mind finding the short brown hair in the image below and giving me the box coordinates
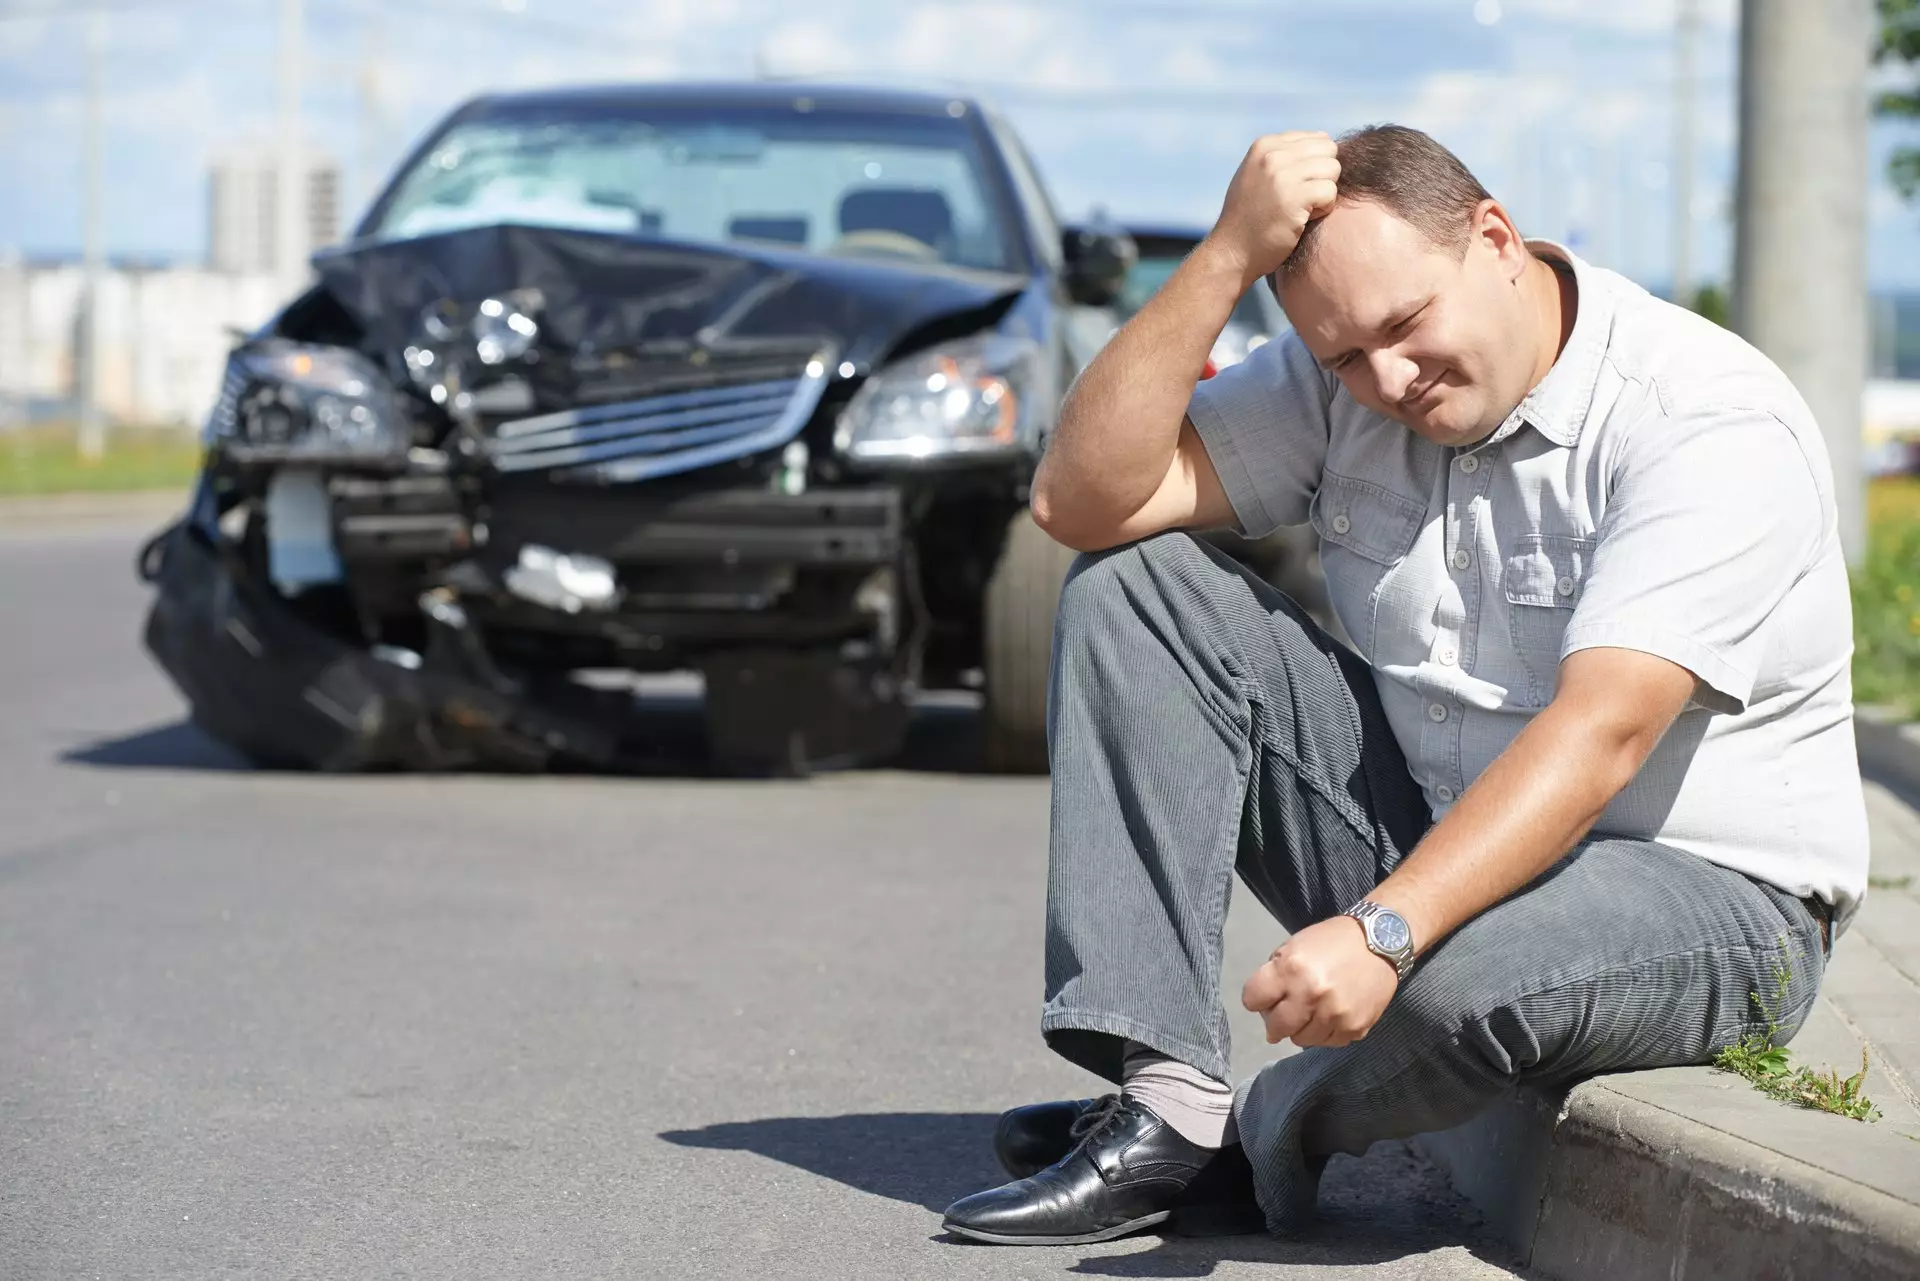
[1276,124,1494,281]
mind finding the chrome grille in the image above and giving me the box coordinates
[487,351,833,485]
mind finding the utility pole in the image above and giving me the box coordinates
[1732,0,1872,564]
[356,7,382,218]
[77,10,105,461]
[1671,0,1699,309]
[276,0,306,296]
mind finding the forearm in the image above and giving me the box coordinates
[1366,697,1661,956]
[1032,238,1250,539]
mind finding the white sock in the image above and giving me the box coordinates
[1120,1041,1236,1149]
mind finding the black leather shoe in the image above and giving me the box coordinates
[993,1095,1104,1179]
[944,1096,1262,1246]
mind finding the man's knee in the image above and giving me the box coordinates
[1054,531,1231,640]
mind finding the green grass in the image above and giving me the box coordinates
[1870,873,1915,890]
[0,424,202,497]
[1854,476,1920,718]
[1713,945,1882,1122]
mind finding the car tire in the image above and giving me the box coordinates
[982,510,1080,774]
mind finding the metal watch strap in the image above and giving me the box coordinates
[1345,899,1416,979]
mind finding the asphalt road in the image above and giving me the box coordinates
[0,515,1524,1280]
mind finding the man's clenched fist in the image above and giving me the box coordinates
[1240,914,1399,1050]
[1206,131,1341,291]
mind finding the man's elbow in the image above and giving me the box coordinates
[1029,491,1112,554]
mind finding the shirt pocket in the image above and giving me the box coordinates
[1310,471,1424,658]
[1502,534,1595,703]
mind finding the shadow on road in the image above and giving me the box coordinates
[661,1117,1519,1276]
[62,695,995,779]
[659,1111,1006,1212]
[61,720,253,771]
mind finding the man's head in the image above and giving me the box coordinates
[1271,125,1553,447]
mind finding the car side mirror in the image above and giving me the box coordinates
[1060,225,1137,307]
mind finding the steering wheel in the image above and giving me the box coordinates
[824,229,943,263]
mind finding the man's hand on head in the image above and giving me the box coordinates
[1239,915,1399,1050]
[1205,131,1342,291]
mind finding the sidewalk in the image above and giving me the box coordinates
[1413,755,1920,1280]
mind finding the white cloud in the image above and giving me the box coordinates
[0,13,52,59]
[759,19,851,78]
[1480,0,1736,33]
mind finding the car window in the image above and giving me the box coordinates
[985,115,1062,271]
[368,104,1018,273]
[1119,249,1278,333]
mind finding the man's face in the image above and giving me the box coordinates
[1276,200,1533,448]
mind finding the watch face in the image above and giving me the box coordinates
[1370,910,1411,953]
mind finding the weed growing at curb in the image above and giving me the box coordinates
[1712,942,1883,1122]
[1869,873,1915,890]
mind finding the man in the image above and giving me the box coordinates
[941,124,1868,1246]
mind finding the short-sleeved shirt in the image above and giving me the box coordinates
[1188,241,1868,926]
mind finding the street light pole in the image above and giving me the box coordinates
[356,7,382,217]
[276,0,306,296]
[1732,0,1872,564]
[77,10,105,461]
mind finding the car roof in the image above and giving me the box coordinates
[1120,223,1210,248]
[461,81,987,120]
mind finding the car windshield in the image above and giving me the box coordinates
[1119,252,1275,333]
[365,102,1019,273]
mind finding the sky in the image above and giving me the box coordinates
[1,0,1918,290]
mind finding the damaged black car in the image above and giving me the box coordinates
[138,83,1138,775]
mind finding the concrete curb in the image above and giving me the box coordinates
[1413,1073,1920,1281]
[0,489,188,529]
[1858,706,1920,811]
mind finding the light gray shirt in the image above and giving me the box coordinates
[1188,242,1868,926]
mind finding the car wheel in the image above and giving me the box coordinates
[982,509,1079,774]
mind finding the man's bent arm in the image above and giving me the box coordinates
[1365,646,1699,956]
[1031,239,1246,551]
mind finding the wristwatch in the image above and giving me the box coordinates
[1344,900,1416,979]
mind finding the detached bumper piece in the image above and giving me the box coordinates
[139,523,616,772]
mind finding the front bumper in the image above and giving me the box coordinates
[140,521,620,771]
[468,485,908,669]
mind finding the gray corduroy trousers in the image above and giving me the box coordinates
[1038,532,1828,1234]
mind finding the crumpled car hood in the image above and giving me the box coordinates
[312,223,1028,383]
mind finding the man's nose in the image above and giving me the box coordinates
[1369,349,1421,403]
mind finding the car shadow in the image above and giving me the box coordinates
[59,695,994,779]
[658,1113,1524,1275]
[61,720,254,772]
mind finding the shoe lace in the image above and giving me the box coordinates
[1067,1092,1129,1147]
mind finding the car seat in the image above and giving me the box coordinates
[836,188,955,258]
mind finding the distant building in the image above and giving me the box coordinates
[0,254,282,428]
[207,149,343,274]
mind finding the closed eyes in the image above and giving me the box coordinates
[1324,302,1430,372]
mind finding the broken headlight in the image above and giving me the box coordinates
[206,341,411,462]
[832,332,1038,464]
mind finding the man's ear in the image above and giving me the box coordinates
[1472,199,1528,283]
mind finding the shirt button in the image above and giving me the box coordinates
[1438,647,1458,665]
[1435,784,1456,803]
[1451,549,1472,571]
[1556,575,1576,597]
[1331,513,1351,535]
[1427,703,1448,724]
[1459,455,1480,474]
